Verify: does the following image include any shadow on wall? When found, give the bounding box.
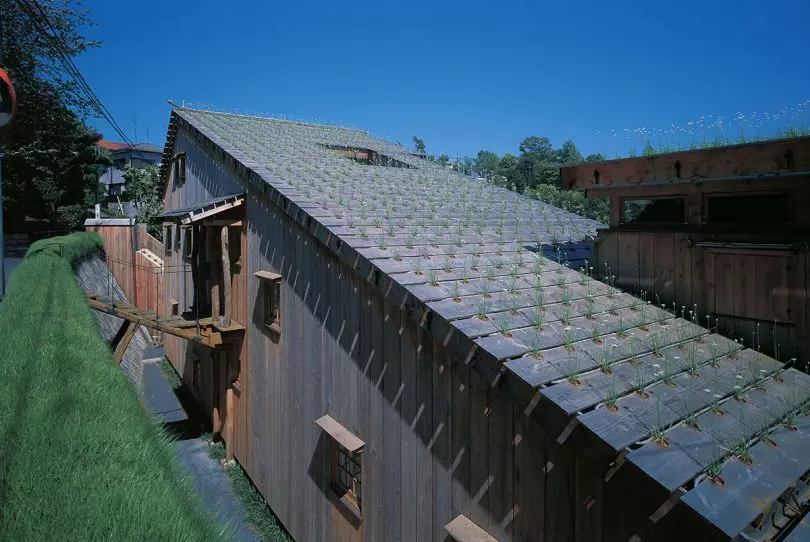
[250,208,523,537]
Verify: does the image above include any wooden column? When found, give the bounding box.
[225,350,235,462]
[208,226,219,322]
[190,225,200,316]
[220,226,232,328]
[212,350,223,439]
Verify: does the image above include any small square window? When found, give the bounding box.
[315,414,364,519]
[255,271,282,333]
[334,445,362,511]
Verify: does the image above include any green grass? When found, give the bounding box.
[0,232,227,541]
[205,439,291,542]
[157,357,290,542]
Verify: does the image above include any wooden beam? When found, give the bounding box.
[315,414,365,453]
[221,226,232,328]
[86,297,227,347]
[180,197,244,225]
[201,219,242,227]
[444,514,497,542]
[113,321,140,366]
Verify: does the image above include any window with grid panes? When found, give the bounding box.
[333,444,362,510]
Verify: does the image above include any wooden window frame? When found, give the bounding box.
[173,153,187,186]
[701,189,794,227]
[255,271,282,334]
[164,224,173,256]
[183,227,193,260]
[332,444,362,514]
[315,415,364,520]
[619,195,687,227]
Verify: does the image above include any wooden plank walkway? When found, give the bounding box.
[85,293,244,347]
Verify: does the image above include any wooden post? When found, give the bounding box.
[208,226,219,322]
[212,350,222,438]
[113,321,140,366]
[190,225,199,316]
[225,377,234,461]
[220,226,232,328]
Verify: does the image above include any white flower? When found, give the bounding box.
[704,389,711,393]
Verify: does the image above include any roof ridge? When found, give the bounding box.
[172,104,369,135]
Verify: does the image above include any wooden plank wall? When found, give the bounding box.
[85,224,135,300]
[135,222,164,255]
[241,179,608,542]
[596,231,808,362]
[164,121,626,542]
[134,250,163,315]
[162,125,248,432]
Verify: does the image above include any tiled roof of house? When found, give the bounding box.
[165,107,810,540]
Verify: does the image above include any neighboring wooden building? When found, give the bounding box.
[561,137,810,365]
[156,108,810,541]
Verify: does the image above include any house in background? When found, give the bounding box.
[139,106,810,542]
[96,141,163,208]
[560,137,810,364]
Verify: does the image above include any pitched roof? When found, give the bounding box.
[98,139,128,151]
[112,142,163,155]
[166,107,810,539]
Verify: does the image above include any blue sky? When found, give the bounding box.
[78,0,810,158]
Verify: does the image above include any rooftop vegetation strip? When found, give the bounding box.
[0,232,224,540]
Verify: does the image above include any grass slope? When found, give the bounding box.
[0,233,227,541]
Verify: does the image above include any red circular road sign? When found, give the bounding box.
[0,69,17,129]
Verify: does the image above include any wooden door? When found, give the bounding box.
[701,247,801,360]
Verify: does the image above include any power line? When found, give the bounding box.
[13,0,151,162]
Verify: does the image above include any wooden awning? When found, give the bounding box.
[161,193,244,225]
[315,415,365,453]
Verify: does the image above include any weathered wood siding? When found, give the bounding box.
[163,121,614,542]
[162,125,246,431]
[241,183,596,542]
[596,230,808,363]
[85,223,135,300]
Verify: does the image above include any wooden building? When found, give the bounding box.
[560,137,810,365]
[155,108,810,541]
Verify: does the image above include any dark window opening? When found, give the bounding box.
[164,225,173,256]
[256,271,282,333]
[706,193,791,224]
[622,198,685,224]
[333,444,362,512]
[183,228,193,260]
[323,144,415,169]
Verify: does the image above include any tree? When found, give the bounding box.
[475,150,500,179]
[518,136,554,160]
[412,136,426,157]
[436,154,450,166]
[584,153,607,163]
[122,165,163,236]
[1,1,106,231]
[556,140,583,165]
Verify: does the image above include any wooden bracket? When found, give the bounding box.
[113,321,140,366]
